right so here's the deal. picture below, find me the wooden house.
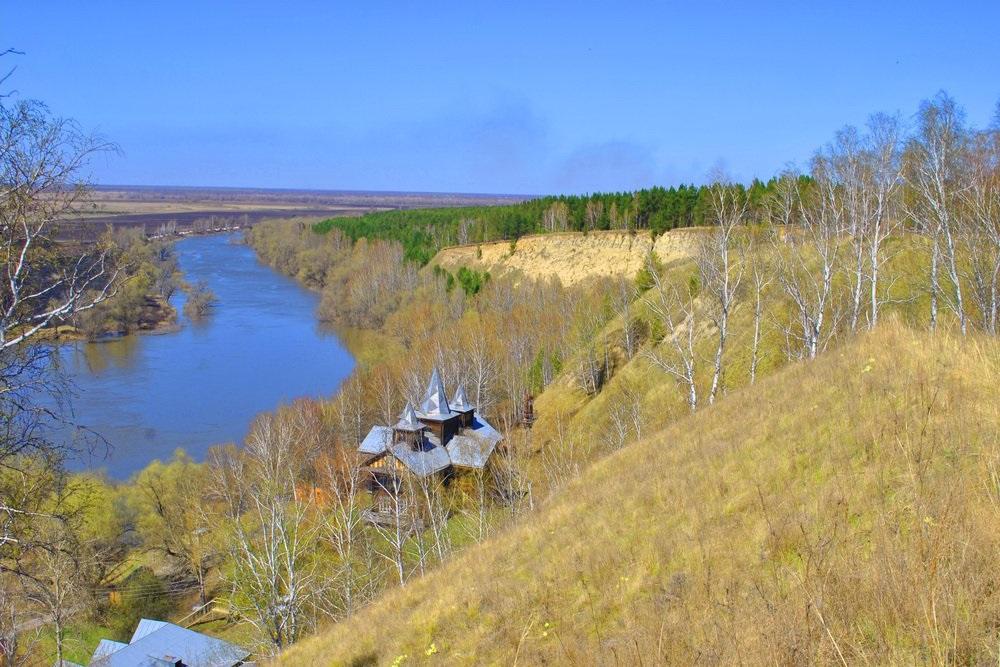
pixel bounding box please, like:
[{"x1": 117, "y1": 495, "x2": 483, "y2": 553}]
[{"x1": 358, "y1": 368, "x2": 502, "y2": 519}]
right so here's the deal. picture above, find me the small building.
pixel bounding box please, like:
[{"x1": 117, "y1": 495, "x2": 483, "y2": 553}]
[
  {"x1": 86, "y1": 618, "x2": 249, "y2": 667},
  {"x1": 358, "y1": 368, "x2": 502, "y2": 518}
]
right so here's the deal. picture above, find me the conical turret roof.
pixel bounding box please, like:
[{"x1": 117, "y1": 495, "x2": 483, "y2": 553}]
[
  {"x1": 418, "y1": 367, "x2": 456, "y2": 419},
  {"x1": 395, "y1": 402, "x2": 423, "y2": 431},
  {"x1": 451, "y1": 384, "x2": 475, "y2": 412}
]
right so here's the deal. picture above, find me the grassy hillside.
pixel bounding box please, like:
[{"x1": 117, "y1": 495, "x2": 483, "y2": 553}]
[{"x1": 279, "y1": 324, "x2": 999, "y2": 665}]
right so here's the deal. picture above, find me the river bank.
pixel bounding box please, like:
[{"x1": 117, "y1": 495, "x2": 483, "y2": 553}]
[
  {"x1": 40, "y1": 295, "x2": 179, "y2": 343},
  {"x1": 59, "y1": 232, "x2": 354, "y2": 478}
]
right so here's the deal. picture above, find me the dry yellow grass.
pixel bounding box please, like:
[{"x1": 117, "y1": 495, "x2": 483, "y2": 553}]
[
  {"x1": 277, "y1": 324, "x2": 1000, "y2": 665},
  {"x1": 430, "y1": 229, "x2": 702, "y2": 286}
]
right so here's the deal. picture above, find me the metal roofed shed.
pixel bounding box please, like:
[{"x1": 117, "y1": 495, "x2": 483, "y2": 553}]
[
  {"x1": 87, "y1": 618, "x2": 249, "y2": 667},
  {"x1": 130, "y1": 619, "x2": 168, "y2": 643},
  {"x1": 91, "y1": 640, "x2": 128, "y2": 661}
]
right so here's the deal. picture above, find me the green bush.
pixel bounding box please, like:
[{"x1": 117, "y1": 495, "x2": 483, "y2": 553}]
[{"x1": 104, "y1": 568, "x2": 175, "y2": 641}]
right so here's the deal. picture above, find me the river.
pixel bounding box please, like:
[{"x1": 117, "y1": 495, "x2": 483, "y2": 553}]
[{"x1": 59, "y1": 232, "x2": 354, "y2": 478}]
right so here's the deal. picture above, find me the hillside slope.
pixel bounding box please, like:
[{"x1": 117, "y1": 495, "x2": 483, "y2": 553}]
[
  {"x1": 430, "y1": 229, "x2": 700, "y2": 286},
  {"x1": 281, "y1": 325, "x2": 1000, "y2": 665}
]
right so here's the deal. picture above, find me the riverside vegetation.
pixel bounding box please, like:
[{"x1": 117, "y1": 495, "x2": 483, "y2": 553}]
[{"x1": 4, "y1": 89, "x2": 1000, "y2": 665}]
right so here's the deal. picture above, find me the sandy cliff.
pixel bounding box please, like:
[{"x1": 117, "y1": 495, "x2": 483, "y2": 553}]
[{"x1": 429, "y1": 228, "x2": 703, "y2": 286}]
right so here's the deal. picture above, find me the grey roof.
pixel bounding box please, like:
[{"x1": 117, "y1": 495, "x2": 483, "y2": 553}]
[
  {"x1": 446, "y1": 414, "x2": 502, "y2": 468},
  {"x1": 130, "y1": 619, "x2": 167, "y2": 643},
  {"x1": 91, "y1": 640, "x2": 128, "y2": 661},
  {"x1": 446, "y1": 434, "x2": 498, "y2": 468},
  {"x1": 389, "y1": 440, "x2": 452, "y2": 477},
  {"x1": 417, "y1": 367, "x2": 459, "y2": 420},
  {"x1": 359, "y1": 425, "x2": 393, "y2": 455},
  {"x1": 450, "y1": 384, "x2": 474, "y2": 412},
  {"x1": 388, "y1": 413, "x2": 502, "y2": 474},
  {"x1": 394, "y1": 402, "x2": 423, "y2": 431},
  {"x1": 89, "y1": 619, "x2": 249, "y2": 667},
  {"x1": 468, "y1": 414, "x2": 502, "y2": 443}
]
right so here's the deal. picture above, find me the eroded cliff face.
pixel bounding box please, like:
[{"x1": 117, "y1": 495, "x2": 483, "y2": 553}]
[{"x1": 429, "y1": 228, "x2": 703, "y2": 286}]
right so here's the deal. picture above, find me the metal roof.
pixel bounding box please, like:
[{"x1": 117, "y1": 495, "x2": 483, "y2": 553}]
[
  {"x1": 389, "y1": 440, "x2": 452, "y2": 477},
  {"x1": 450, "y1": 384, "x2": 475, "y2": 412},
  {"x1": 417, "y1": 367, "x2": 460, "y2": 420},
  {"x1": 91, "y1": 640, "x2": 128, "y2": 661},
  {"x1": 394, "y1": 402, "x2": 423, "y2": 431},
  {"x1": 445, "y1": 434, "x2": 498, "y2": 469},
  {"x1": 130, "y1": 619, "x2": 167, "y2": 644},
  {"x1": 359, "y1": 425, "x2": 393, "y2": 455},
  {"x1": 468, "y1": 414, "x2": 502, "y2": 443},
  {"x1": 89, "y1": 619, "x2": 249, "y2": 667}
]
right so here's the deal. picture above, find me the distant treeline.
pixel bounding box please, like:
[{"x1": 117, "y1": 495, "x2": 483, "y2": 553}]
[{"x1": 313, "y1": 178, "x2": 812, "y2": 264}]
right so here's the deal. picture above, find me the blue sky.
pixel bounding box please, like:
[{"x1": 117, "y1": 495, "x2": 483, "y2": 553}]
[{"x1": 4, "y1": 1, "x2": 999, "y2": 194}]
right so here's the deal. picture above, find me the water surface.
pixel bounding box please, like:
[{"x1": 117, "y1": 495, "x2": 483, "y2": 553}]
[{"x1": 61, "y1": 233, "x2": 353, "y2": 478}]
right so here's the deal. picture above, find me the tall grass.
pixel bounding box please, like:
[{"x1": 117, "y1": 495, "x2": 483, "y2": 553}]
[{"x1": 277, "y1": 324, "x2": 999, "y2": 665}]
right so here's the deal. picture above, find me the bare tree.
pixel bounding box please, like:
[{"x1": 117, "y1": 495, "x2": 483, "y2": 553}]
[
  {"x1": 905, "y1": 93, "x2": 970, "y2": 334},
  {"x1": 823, "y1": 114, "x2": 903, "y2": 331},
  {"x1": 960, "y1": 126, "x2": 1000, "y2": 334},
  {"x1": 461, "y1": 323, "x2": 499, "y2": 413},
  {"x1": 605, "y1": 381, "x2": 644, "y2": 451},
  {"x1": 864, "y1": 114, "x2": 904, "y2": 329},
  {"x1": 0, "y1": 91, "x2": 125, "y2": 628},
  {"x1": 774, "y1": 164, "x2": 844, "y2": 360},
  {"x1": 826, "y1": 125, "x2": 870, "y2": 332},
  {"x1": 540, "y1": 410, "x2": 593, "y2": 490},
  {"x1": 642, "y1": 263, "x2": 699, "y2": 412},
  {"x1": 319, "y1": 448, "x2": 378, "y2": 617},
  {"x1": 765, "y1": 169, "x2": 801, "y2": 227},
  {"x1": 333, "y1": 374, "x2": 369, "y2": 449},
  {"x1": 698, "y1": 182, "x2": 747, "y2": 404},
  {"x1": 747, "y1": 236, "x2": 773, "y2": 385},
  {"x1": 412, "y1": 471, "x2": 451, "y2": 566},
  {"x1": 460, "y1": 465, "x2": 493, "y2": 543},
  {"x1": 542, "y1": 201, "x2": 569, "y2": 232},
  {"x1": 491, "y1": 430, "x2": 533, "y2": 519},
  {"x1": 212, "y1": 415, "x2": 326, "y2": 653},
  {"x1": 611, "y1": 275, "x2": 640, "y2": 360},
  {"x1": 0, "y1": 100, "x2": 121, "y2": 352},
  {"x1": 573, "y1": 303, "x2": 612, "y2": 397},
  {"x1": 369, "y1": 462, "x2": 413, "y2": 588},
  {"x1": 22, "y1": 517, "x2": 94, "y2": 667}
]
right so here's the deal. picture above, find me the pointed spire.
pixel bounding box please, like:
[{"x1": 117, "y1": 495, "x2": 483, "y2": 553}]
[
  {"x1": 419, "y1": 367, "x2": 452, "y2": 417},
  {"x1": 395, "y1": 402, "x2": 422, "y2": 431},
  {"x1": 451, "y1": 383, "x2": 474, "y2": 412}
]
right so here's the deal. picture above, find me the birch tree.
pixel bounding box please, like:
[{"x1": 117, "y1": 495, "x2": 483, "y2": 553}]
[
  {"x1": 213, "y1": 416, "x2": 325, "y2": 653},
  {"x1": 642, "y1": 262, "x2": 699, "y2": 412},
  {"x1": 864, "y1": 113, "x2": 904, "y2": 329},
  {"x1": 905, "y1": 93, "x2": 970, "y2": 334},
  {"x1": 319, "y1": 448, "x2": 378, "y2": 617},
  {"x1": 0, "y1": 90, "x2": 126, "y2": 636},
  {"x1": 605, "y1": 381, "x2": 644, "y2": 451},
  {"x1": 747, "y1": 235, "x2": 773, "y2": 385},
  {"x1": 698, "y1": 182, "x2": 747, "y2": 404},
  {"x1": 612, "y1": 275, "x2": 640, "y2": 360},
  {"x1": 774, "y1": 162, "x2": 844, "y2": 359},
  {"x1": 369, "y1": 463, "x2": 412, "y2": 588},
  {"x1": 960, "y1": 126, "x2": 1000, "y2": 334}
]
